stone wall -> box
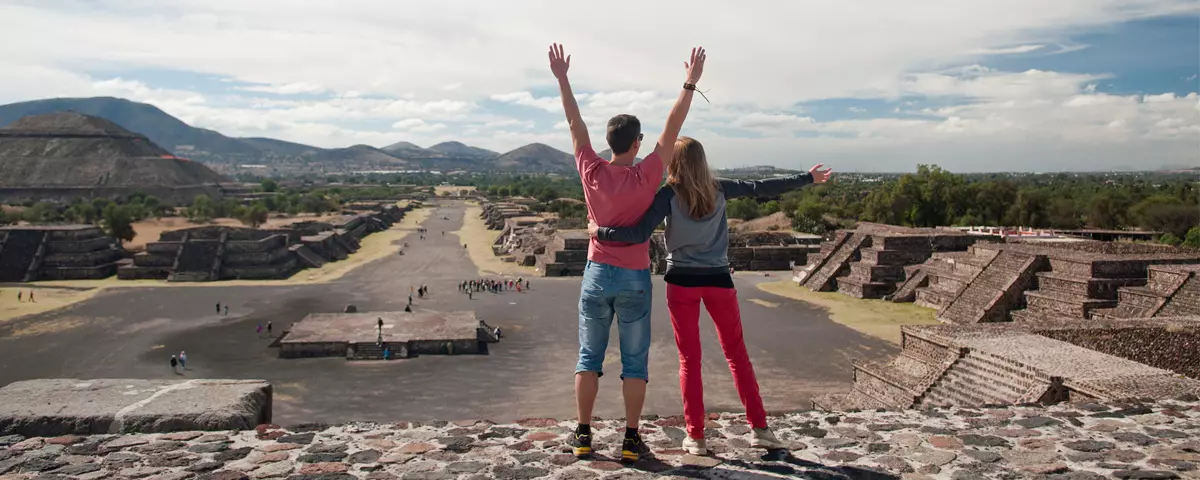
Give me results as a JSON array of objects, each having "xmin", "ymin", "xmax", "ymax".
[
  {"xmin": 0, "ymin": 225, "xmax": 122, "ymax": 281},
  {"xmin": 1036, "ymin": 323, "xmax": 1200, "ymax": 379}
]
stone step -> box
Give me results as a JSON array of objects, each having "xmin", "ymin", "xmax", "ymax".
[
  {"xmin": 915, "ymin": 287, "xmax": 955, "ymax": 310},
  {"xmin": 1036, "ymin": 272, "xmax": 1145, "ymax": 300},
  {"xmin": 950, "ymin": 356, "xmax": 1033, "ymax": 400},
  {"xmin": 1147, "ymin": 266, "xmax": 1193, "ymax": 296},
  {"xmin": 1025, "ymin": 290, "xmax": 1117, "ymax": 318},
  {"xmin": 834, "ymin": 275, "xmax": 894, "ymax": 299},
  {"xmin": 1117, "ymin": 286, "xmax": 1168, "ymax": 309},
  {"xmin": 1008, "ymin": 309, "xmax": 1047, "ymax": 323}
]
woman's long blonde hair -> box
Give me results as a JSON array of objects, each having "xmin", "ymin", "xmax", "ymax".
[{"xmin": 666, "ymin": 136, "xmax": 718, "ymax": 220}]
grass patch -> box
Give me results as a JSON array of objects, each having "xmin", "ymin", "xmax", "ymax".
[
  {"xmin": 451, "ymin": 204, "xmax": 538, "ymax": 277},
  {"xmin": 757, "ymin": 279, "xmax": 938, "ymax": 344}
]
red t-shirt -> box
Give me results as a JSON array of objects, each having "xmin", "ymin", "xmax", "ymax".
[{"xmin": 576, "ymin": 144, "xmax": 663, "ymax": 270}]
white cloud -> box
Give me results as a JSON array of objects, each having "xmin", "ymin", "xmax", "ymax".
[
  {"xmin": 969, "ymin": 44, "xmax": 1046, "ymax": 55},
  {"xmin": 391, "ymin": 118, "xmax": 446, "ymax": 133},
  {"xmin": 0, "ymin": 0, "xmax": 1195, "ymax": 171},
  {"xmin": 237, "ymin": 82, "xmax": 326, "ymax": 95}
]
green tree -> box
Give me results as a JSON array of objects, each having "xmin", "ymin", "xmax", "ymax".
[
  {"xmin": 188, "ymin": 195, "xmax": 214, "ymax": 222},
  {"xmin": 726, "ymin": 198, "xmax": 761, "ymax": 220},
  {"xmin": 760, "ymin": 200, "xmax": 781, "ymax": 216},
  {"xmin": 1160, "ymin": 233, "xmax": 1183, "ymax": 246},
  {"xmin": 261, "ymin": 179, "xmax": 279, "ymax": 193},
  {"xmin": 792, "ymin": 199, "xmax": 829, "ymax": 235},
  {"xmin": 102, "ymin": 204, "xmax": 136, "ymax": 245},
  {"xmin": 1184, "ymin": 226, "xmax": 1200, "ymax": 248},
  {"xmin": 1129, "ymin": 195, "xmax": 1198, "ymax": 238}
]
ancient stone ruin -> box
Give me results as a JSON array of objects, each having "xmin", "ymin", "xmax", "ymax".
[
  {"xmin": 904, "ymin": 242, "xmax": 1200, "ymax": 324},
  {"xmin": 481, "ymin": 202, "xmax": 532, "ymax": 230},
  {"xmin": 795, "ymin": 223, "xmax": 982, "ymax": 299},
  {"xmin": 119, "ymin": 203, "xmax": 410, "ymax": 281},
  {"xmin": 0, "ymin": 225, "xmax": 121, "ymax": 282},
  {"xmin": 835, "ymin": 316, "xmax": 1200, "ymax": 411},
  {"xmin": 0, "ymin": 112, "xmax": 226, "ymax": 205},
  {"xmin": 279, "ymin": 310, "xmax": 496, "ymax": 359}
]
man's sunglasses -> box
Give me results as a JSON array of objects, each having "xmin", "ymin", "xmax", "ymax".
[{"xmin": 638, "ymin": 133, "xmax": 644, "ymax": 141}]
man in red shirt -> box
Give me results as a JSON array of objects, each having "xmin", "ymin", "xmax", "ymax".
[{"xmin": 549, "ymin": 43, "xmax": 706, "ymax": 462}]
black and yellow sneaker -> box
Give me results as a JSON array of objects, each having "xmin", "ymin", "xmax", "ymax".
[
  {"xmin": 569, "ymin": 430, "xmax": 593, "ymax": 458},
  {"xmin": 620, "ymin": 432, "xmax": 650, "ymax": 463}
]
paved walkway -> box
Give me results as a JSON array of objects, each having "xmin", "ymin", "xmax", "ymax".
[
  {"xmin": 2, "ymin": 400, "xmax": 1198, "ymax": 479},
  {"xmin": 0, "ymin": 201, "xmax": 893, "ymax": 425}
]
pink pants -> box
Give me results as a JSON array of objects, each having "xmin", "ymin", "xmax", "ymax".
[{"xmin": 666, "ymin": 284, "xmax": 767, "ymax": 439}]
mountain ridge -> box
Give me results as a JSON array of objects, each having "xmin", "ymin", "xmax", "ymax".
[{"xmin": 0, "ymin": 97, "xmax": 573, "ymax": 173}]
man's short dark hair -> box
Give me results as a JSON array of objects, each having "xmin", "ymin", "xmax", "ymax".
[{"xmin": 606, "ymin": 114, "xmax": 641, "ymax": 155}]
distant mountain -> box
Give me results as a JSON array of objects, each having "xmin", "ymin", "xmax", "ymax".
[
  {"xmin": 428, "ymin": 141, "xmax": 498, "ymax": 159},
  {"xmin": 381, "ymin": 141, "xmax": 429, "ymax": 159},
  {"xmin": 0, "ymin": 97, "xmax": 258, "ymax": 156},
  {"xmin": 0, "ymin": 97, "xmax": 570, "ymax": 173},
  {"xmin": 493, "ymin": 143, "xmax": 574, "ymax": 172}
]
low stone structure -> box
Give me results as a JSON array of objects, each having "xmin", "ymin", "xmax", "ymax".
[
  {"xmin": 835, "ymin": 317, "xmax": 1200, "ymax": 411},
  {"xmin": 480, "ymin": 202, "xmax": 532, "ymax": 230},
  {"xmin": 0, "ymin": 379, "xmax": 271, "ymax": 436},
  {"xmin": 728, "ymin": 231, "xmax": 818, "ymax": 273},
  {"xmin": 1, "ymin": 401, "xmax": 1198, "ymax": 479},
  {"xmin": 535, "ymin": 231, "xmax": 589, "ymax": 277},
  {"xmin": 910, "ymin": 242, "xmax": 1200, "ymax": 324},
  {"xmin": 0, "ymin": 225, "xmax": 121, "ymax": 282},
  {"xmin": 279, "ymin": 311, "xmax": 494, "ymax": 359},
  {"xmin": 795, "ymin": 223, "xmax": 982, "ymax": 299},
  {"xmin": 1093, "ymin": 263, "xmax": 1200, "ymax": 320},
  {"xmin": 118, "ymin": 203, "xmax": 411, "ymax": 281}
]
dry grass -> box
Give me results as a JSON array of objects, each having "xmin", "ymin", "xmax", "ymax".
[
  {"xmin": 0, "ymin": 287, "xmax": 104, "ymax": 324},
  {"xmin": 757, "ymin": 279, "xmax": 939, "ymax": 344},
  {"xmin": 452, "ymin": 205, "xmax": 538, "ymax": 276},
  {"xmin": 731, "ymin": 212, "xmax": 792, "ymax": 233}
]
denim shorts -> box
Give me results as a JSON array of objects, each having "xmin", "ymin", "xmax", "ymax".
[{"xmin": 576, "ymin": 260, "xmax": 652, "ymax": 381}]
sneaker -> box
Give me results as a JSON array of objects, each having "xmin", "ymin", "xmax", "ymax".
[
  {"xmin": 751, "ymin": 427, "xmax": 785, "ymax": 449},
  {"xmin": 683, "ymin": 436, "xmax": 707, "ymax": 455},
  {"xmin": 621, "ymin": 432, "xmax": 650, "ymax": 463},
  {"xmin": 569, "ymin": 430, "xmax": 593, "ymax": 458}
]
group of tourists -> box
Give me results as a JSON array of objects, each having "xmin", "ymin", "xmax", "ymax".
[
  {"xmin": 547, "ymin": 43, "xmax": 833, "ymax": 461},
  {"xmin": 11, "ymin": 289, "xmax": 35, "ymax": 302},
  {"xmin": 458, "ymin": 277, "xmax": 529, "ymax": 297},
  {"xmin": 169, "ymin": 350, "xmax": 188, "ymax": 374}
]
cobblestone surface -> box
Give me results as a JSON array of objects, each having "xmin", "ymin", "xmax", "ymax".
[{"xmin": 2, "ymin": 401, "xmax": 1200, "ymax": 479}]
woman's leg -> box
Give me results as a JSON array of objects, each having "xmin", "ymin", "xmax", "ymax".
[
  {"xmin": 666, "ymin": 283, "xmax": 706, "ymax": 439},
  {"xmin": 701, "ymin": 286, "xmax": 767, "ymax": 429}
]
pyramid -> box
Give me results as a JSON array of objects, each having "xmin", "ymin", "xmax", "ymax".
[{"xmin": 0, "ymin": 112, "xmax": 226, "ymax": 204}]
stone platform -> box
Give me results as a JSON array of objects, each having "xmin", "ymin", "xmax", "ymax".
[
  {"xmin": 279, "ymin": 311, "xmax": 489, "ymax": 359},
  {"xmin": 1, "ymin": 400, "xmax": 1199, "ymax": 479},
  {"xmin": 0, "ymin": 379, "xmax": 271, "ymax": 437}
]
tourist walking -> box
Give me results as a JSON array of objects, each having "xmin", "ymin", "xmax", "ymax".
[
  {"xmin": 404, "ymin": 304, "xmax": 412, "ymax": 312},
  {"xmin": 590, "ymin": 137, "xmax": 831, "ymax": 455},
  {"xmin": 224, "ymin": 305, "xmax": 229, "ymax": 316},
  {"xmin": 16, "ymin": 291, "xmax": 21, "ymax": 302},
  {"xmin": 216, "ymin": 302, "xmax": 220, "ymax": 314},
  {"xmin": 256, "ymin": 324, "xmax": 263, "ymax": 336},
  {"xmin": 267, "ymin": 321, "xmax": 273, "ymax": 335},
  {"xmin": 179, "ymin": 351, "xmax": 187, "ymax": 370},
  {"xmin": 551, "ymin": 43, "xmax": 705, "ymax": 462},
  {"xmin": 28, "ymin": 290, "xmax": 33, "ymax": 303},
  {"xmin": 170, "ymin": 355, "xmax": 178, "ymax": 374}
]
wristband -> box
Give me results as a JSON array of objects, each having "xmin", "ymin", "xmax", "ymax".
[{"xmin": 683, "ymin": 83, "xmax": 697, "ymax": 90}]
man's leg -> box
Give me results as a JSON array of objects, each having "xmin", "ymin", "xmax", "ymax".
[
  {"xmin": 614, "ymin": 268, "xmax": 652, "ymax": 461},
  {"xmin": 574, "ymin": 262, "xmax": 613, "ymax": 457}
]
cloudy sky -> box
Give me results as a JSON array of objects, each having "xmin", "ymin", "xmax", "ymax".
[{"xmin": 1, "ymin": 0, "xmax": 1197, "ymax": 172}]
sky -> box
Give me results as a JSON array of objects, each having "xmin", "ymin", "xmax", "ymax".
[{"xmin": 0, "ymin": 0, "xmax": 1197, "ymax": 172}]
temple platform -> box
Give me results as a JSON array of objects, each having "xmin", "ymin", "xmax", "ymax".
[{"xmin": 279, "ymin": 310, "xmax": 493, "ymax": 359}]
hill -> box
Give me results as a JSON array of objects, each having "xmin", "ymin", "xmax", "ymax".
[
  {"xmin": 0, "ymin": 97, "xmax": 258, "ymax": 157},
  {"xmin": 492, "ymin": 143, "xmax": 574, "ymax": 172},
  {"xmin": 0, "ymin": 112, "xmax": 226, "ymax": 204},
  {"xmin": 428, "ymin": 141, "xmax": 498, "ymax": 159},
  {"xmin": 0, "ymin": 97, "xmax": 572, "ymax": 174}
]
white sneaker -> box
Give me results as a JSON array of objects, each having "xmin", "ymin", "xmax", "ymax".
[
  {"xmin": 683, "ymin": 436, "xmax": 707, "ymax": 455},
  {"xmin": 751, "ymin": 427, "xmax": 785, "ymax": 449}
]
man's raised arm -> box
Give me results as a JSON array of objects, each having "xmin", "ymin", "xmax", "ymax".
[
  {"xmin": 654, "ymin": 47, "xmax": 707, "ymax": 162},
  {"xmin": 549, "ymin": 43, "xmax": 591, "ymax": 155}
]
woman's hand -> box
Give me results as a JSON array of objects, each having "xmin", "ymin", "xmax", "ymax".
[
  {"xmin": 809, "ymin": 163, "xmax": 833, "ymax": 183},
  {"xmin": 587, "ymin": 220, "xmax": 600, "ymax": 238}
]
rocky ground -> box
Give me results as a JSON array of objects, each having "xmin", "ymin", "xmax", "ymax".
[{"xmin": 2, "ymin": 399, "xmax": 1200, "ymax": 480}]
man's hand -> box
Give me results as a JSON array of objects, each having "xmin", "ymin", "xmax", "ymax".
[
  {"xmin": 587, "ymin": 220, "xmax": 600, "ymax": 238},
  {"xmin": 549, "ymin": 43, "xmax": 570, "ymax": 80},
  {"xmin": 685, "ymin": 46, "xmax": 706, "ymax": 84},
  {"xmin": 809, "ymin": 164, "xmax": 833, "ymax": 183}
]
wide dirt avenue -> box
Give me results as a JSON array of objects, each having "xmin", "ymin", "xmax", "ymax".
[{"xmin": 0, "ymin": 201, "xmax": 893, "ymax": 425}]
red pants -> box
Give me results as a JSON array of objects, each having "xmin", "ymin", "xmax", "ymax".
[{"xmin": 666, "ymin": 284, "xmax": 767, "ymax": 439}]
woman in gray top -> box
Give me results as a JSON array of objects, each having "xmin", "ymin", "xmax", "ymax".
[{"xmin": 590, "ymin": 136, "xmax": 831, "ymax": 454}]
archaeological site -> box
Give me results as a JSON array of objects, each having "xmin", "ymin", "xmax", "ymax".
[
  {"xmin": 0, "ymin": 112, "xmax": 227, "ymax": 205},
  {"xmin": 797, "ymin": 224, "xmax": 1200, "ymax": 412},
  {"xmin": 0, "ymin": 225, "xmax": 122, "ymax": 282}
]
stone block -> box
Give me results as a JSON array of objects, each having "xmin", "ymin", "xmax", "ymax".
[{"xmin": 0, "ymin": 379, "xmax": 272, "ymax": 436}]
